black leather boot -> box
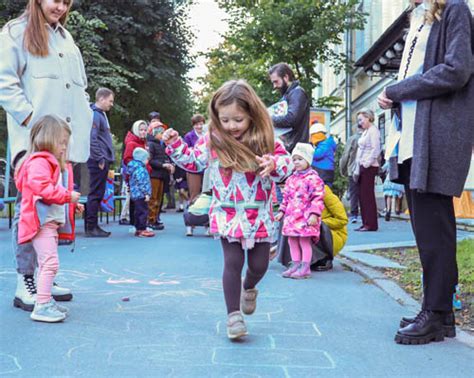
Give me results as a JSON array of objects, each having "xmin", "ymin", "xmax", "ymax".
[
  {"xmin": 395, "ymin": 310, "xmax": 445, "ymax": 345},
  {"xmin": 400, "ymin": 310, "xmax": 455, "ymax": 338}
]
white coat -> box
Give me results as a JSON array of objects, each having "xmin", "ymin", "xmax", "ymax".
[{"xmin": 0, "ymin": 18, "xmax": 92, "ymax": 163}]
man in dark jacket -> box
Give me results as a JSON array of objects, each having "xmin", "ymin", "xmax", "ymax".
[
  {"xmin": 85, "ymin": 87, "xmax": 115, "ymax": 237},
  {"xmin": 268, "ymin": 62, "xmax": 310, "ymax": 152}
]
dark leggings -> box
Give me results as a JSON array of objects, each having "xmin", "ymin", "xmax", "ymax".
[{"xmin": 221, "ymin": 239, "xmax": 270, "ymax": 314}]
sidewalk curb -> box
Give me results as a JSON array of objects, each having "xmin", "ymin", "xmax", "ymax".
[{"xmin": 338, "ymin": 256, "xmax": 474, "ymax": 349}]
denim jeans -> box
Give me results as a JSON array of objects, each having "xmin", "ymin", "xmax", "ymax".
[{"xmin": 12, "ymin": 192, "xmax": 37, "ymax": 275}]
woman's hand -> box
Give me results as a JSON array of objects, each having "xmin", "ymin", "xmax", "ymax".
[
  {"xmin": 274, "ymin": 211, "xmax": 284, "ymax": 222},
  {"xmin": 256, "ymin": 154, "xmax": 275, "ymax": 177},
  {"xmin": 377, "ymin": 89, "xmax": 393, "ymax": 110},
  {"xmin": 307, "ymin": 214, "xmax": 318, "ymax": 226},
  {"xmin": 162, "ymin": 128, "xmax": 179, "ymax": 145}
]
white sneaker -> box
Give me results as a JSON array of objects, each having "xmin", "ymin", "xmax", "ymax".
[
  {"xmin": 51, "ymin": 298, "xmax": 69, "ymax": 315},
  {"xmin": 13, "ymin": 274, "xmax": 36, "ymax": 312},
  {"xmin": 185, "ymin": 226, "xmax": 193, "ymax": 236},
  {"xmin": 30, "ymin": 300, "xmax": 66, "ymax": 323},
  {"xmin": 204, "ymin": 227, "xmax": 211, "ymax": 237},
  {"xmin": 128, "ymin": 226, "xmax": 136, "ymax": 234}
]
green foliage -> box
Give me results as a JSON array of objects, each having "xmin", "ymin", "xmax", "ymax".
[
  {"xmin": 331, "ymin": 139, "xmax": 348, "ymax": 199},
  {"xmin": 199, "ymin": 0, "xmax": 366, "ymax": 109}
]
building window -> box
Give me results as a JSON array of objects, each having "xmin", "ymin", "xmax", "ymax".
[{"xmin": 378, "ymin": 113, "xmax": 386, "ymax": 146}]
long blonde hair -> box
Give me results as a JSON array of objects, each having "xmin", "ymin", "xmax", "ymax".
[
  {"xmin": 22, "ymin": 0, "xmax": 73, "ymax": 57},
  {"xmin": 410, "ymin": 0, "xmax": 446, "ymax": 23},
  {"xmin": 208, "ymin": 80, "xmax": 275, "ymax": 173},
  {"xmin": 28, "ymin": 115, "xmax": 72, "ymax": 170}
]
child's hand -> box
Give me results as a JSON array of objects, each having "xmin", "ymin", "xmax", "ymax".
[
  {"xmin": 307, "ymin": 214, "xmax": 318, "ymax": 226},
  {"xmin": 162, "ymin": 128, "xmax": 179, "ymax": 145},
  {"xmin": 256, "ymin": 154, "xmax": 275, "ymax": 177},
  {"xmin": 145, "ymin": 195, "xmax": 150, "ymax": 202},
  {"xmin": 75, "ymin": 203, "xmax": 84, "ymax": 214},
  {"xmin": 71, "ymin": 191, "xmax": 81, "ymax": 203},
  {"xmin": 274, "ymin": 211, "xmax": 284, "ymax": 222}
]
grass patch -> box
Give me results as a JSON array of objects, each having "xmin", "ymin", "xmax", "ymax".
[{"xmin": 367, "ymin": 238, "xmax": 473, "ymax": 333}]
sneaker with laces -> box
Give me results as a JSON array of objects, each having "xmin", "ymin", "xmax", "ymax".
[
  {"xmin": 51, "ymin": 298, "xmax": 69, "ymax": 315},
  {"xmin": 30, "ymin": 300, "xmax": 66, "ymax": 323},
  {"xmin": 226, "ymin": 311, "xmax": 248, "ymax": 340},
  {"xmin": 241, "ymin": 288, "xmax": 258, "ymax": 315},
  {"xmin": 135, "ymin": 230, "xmax": 155, "ymax": 237}
]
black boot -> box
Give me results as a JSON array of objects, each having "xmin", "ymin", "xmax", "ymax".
[
  {"xmin": 312, "ymin": 258, "xmax": 333, "ymax": 272},
  {"xmin": 395, "ymin": 310, "xmax": 445, "ymax": 345},
  {"xmin": 385, "ymin": 210, "xmax": 391, "ymax": 222},
  {"xmin": 85, "ymin": 225, "xmax": 111, "ymax": 238},
  {"xmin": 400, "ymin": 310, "xmax": 456, "ymax": 338}
]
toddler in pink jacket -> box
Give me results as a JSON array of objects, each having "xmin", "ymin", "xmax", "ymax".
[{"xmin": 275, "ymin": 143, "xmax": 325, "ymax": 279}]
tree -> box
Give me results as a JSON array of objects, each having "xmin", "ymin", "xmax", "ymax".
[
  {"xmin": 199, "ymin": 0, "xmax": 365, "ymax": 109},
  {"xmin": 74, "ymin": 0, "xmax": 196, "ymax": 137}
]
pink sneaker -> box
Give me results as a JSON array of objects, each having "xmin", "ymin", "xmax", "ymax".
[
  {"xmin": 282, "ymin": 261, "xmax": 300, "ymax": 278},
  {"xmin": 290, "ymin": 262, "xmax": 311, "ymax": 279}
]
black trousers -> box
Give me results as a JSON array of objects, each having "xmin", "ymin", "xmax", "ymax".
[
  {"xmin": 133, "ymin": 198, "xmax": 148, "ymax": 231},
  {"xmin": 86, "ymin": 159, "xmax": 110, "ymax": 227},
  {"xmin": 399, "ymin": 160, "xmax": 458, "ymax": 312},
  {"xmin": 348, "ymin": 176, "xmax": 360, "ymax": 217}
]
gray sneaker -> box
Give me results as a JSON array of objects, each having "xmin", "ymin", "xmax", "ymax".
[
  {"xmin": 51, "ymin": 298, "xmax": 69, "ymax": 315},
  {"xmin": 30, "ymin": 300, "xmax": 66, "ymax": 323},
  {"xmin": 241, "ymin": 288, "xmax": 258, "ymax": 315},
  {"xmin": 226, "ymin": 311, "xmax": 248, "ymax": 340}
]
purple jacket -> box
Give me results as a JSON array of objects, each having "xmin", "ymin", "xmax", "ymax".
[{"xmin": 183, "ymin": 130, "xmax": 202, "ymax": 148}]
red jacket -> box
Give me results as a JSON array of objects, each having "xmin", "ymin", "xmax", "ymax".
[
  {"xmin": 15, "ymin": 152, "xmax": 75, "ymax": 244},
  {"xmin": 122, "ymin": 131, "xmax": 151, "ymax": 174}
]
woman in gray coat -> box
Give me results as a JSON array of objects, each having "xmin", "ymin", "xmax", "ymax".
[
  {"xmin": 378, "ymin": 0, "xmax": 473, "ymax": 345},
  {"xmin": 0, "ymin": 0, "xmax": 92, "ymax": 313}
]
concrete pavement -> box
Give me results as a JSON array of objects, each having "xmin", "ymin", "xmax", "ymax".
[{"xmin": 0, "ymin": 214, "xmax": 473, "ymax": 377}]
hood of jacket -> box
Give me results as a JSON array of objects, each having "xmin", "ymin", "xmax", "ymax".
[{"xmin": 15, "ymin": 151, "xmax": 60, "ymax": 191}]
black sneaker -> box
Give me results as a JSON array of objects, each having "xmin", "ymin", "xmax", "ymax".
[
  {"xmin": 395, "ymin": 310, "xmax": 446, "ymax": 345},
  {"xmin": 400, "ymin": 310, "xmax": 455, "ymax": 338},
  {"xmin": 119, "ymin": 219, "xmax": 130, "ymax": 225},
  {"xmin": 148, "ymin": 222, "xmax": 165, "ymax": 231}
]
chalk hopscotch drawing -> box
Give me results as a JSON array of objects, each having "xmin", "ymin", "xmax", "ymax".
[{"xmin": 0, "ymin": 353, "xmax": 22, "ymax": 375}]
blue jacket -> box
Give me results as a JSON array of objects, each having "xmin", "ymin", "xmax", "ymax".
[
  {"xmin": 89, "ymin": 104, "xmax": 115, "ymax": 164},
  {"xmin": 127, "ymin": 159, "xmax": 151, "ymax": 200},
  {"xmin": 312, "ymin": 136, "xmax": 337, "ymax": 171}
]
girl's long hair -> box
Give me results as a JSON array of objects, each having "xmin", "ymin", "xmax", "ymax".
[
  {"xmin": 410, "ymin": 0, "xmax": 446, "ymax": 23},
  {"xmin": 22, "ymin": 0, "xmax": 73, "ymax": 57},
  {"xmin": 208, "ymin": 80, "xmax": 275, "ymax": 173},
  {"xmin": 27, "ymin": 115, "xmax": 72, "ymax": 170}
]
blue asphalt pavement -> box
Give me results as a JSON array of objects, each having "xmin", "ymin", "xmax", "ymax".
[{"xmin": 0, "ymin": 214, "xmax": 473, "ymax": 377}]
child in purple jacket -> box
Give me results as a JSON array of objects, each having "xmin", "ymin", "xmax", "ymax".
[{"xmin": 275, "ymin": 143, "xmax": 325, "ymax": 279}]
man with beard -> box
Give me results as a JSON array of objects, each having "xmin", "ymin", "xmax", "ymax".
[{"xmin": 268, "ymin": 63, "xmax": 310, "ymax": 152}]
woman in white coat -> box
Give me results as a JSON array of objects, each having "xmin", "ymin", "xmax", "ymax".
[{"xmin": 0, "ymin": 0, "xmax": 92, "ymax": 312}]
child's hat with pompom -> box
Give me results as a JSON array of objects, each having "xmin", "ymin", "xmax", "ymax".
[{"xmin": 291, "ymin": 143, "xmax": 314, "ymax": 166}]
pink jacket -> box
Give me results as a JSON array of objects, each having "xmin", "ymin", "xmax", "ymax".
[
  {"xmin": 280, "ymin": 168, "xmax": 325, "ymax": 238},
  {"xmin": 15, "ymin": 152, "xmax": 75, "ymax": 244}
]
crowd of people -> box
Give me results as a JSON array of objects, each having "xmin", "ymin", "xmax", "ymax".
[{"xmin": 0, "ymin": 0, "xmax": 472, "ymax": 348}]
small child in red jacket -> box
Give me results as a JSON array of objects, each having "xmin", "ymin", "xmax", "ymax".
[{"xmin": 15, "ymin": 115, "xmax": 82, "ymax": 323}]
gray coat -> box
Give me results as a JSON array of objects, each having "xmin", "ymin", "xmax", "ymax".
[{"xmin": 385, "ymin": 0, "xmax": 474, "ymax": 197}]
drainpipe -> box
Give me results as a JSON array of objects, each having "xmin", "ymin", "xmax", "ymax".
[{"xmin": 345, "ymin": 6, "xmax": 354, "ymax": 142}]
